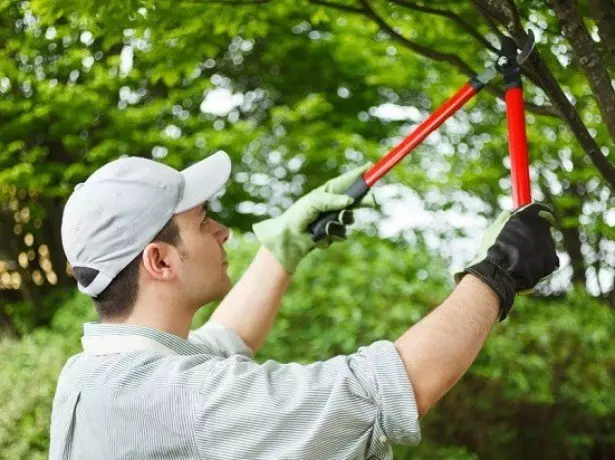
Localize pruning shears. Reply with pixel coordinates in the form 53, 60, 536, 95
310, 31, 537, 241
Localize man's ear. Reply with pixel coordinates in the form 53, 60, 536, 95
141, 242, 178, 281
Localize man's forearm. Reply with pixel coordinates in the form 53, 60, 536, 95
394, 274, 500, 417
210, 247, 291, 354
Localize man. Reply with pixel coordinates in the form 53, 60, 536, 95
50, 151, 558, 459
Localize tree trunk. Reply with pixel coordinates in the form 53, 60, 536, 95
587, 0, 615, 70
561, 182, 587, 285
539, 177, 587, 285
517, 46, 615, 189
0, 304, 18, 338
551, 0, 615, 145
560, 226, 587, 285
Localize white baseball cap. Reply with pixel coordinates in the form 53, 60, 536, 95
61, 151, 231, 297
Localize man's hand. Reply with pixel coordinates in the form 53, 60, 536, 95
397, 204, 558, 416
455, 202, 560, 320
253, 164, 376, 273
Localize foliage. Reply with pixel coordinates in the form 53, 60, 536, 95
0, 0, 613, 329
0, 292, 94, 460
1, 235, 614, 458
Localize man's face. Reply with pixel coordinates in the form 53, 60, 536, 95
173, 202, 231, 307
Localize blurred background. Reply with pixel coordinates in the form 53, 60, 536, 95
0, 0, 614, 458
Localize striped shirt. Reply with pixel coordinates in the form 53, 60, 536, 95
50, 321, 421, 459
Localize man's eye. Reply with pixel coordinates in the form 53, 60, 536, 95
200, 219, 209, 229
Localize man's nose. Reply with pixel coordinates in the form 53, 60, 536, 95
212, 219, 231, 244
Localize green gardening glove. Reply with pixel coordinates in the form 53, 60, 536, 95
454, 202, 559, 321
253, 163, 376, 273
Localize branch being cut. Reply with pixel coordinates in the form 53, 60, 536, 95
307, 0, 558, 117
359, 0, 558, 117
471, 0, 504, 38
503, 0, 524, 34
471, 0, 515, 30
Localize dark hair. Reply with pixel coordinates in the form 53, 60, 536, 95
72, 218, 182, 321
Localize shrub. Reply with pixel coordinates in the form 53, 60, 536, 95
1, 235, 613, 458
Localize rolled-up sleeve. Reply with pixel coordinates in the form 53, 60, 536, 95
193, 340, 420, 460
188, 321, 254, 358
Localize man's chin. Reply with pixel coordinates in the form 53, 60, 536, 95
220, 275, 233, 296
212, 274, 233, 300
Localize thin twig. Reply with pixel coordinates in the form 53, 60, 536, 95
359, 0, 477, 75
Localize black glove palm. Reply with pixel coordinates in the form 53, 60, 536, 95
457, 202, 560, 320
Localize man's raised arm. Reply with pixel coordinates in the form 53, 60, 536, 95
395, 203, 559, 416
209, 164, 375, 354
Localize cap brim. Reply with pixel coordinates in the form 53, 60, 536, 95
175, 151, 232, 213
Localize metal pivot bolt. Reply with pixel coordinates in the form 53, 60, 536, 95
497, 56, 509, 67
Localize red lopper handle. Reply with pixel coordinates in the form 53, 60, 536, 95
505, 87, 532, 208
364, 83, 479, 187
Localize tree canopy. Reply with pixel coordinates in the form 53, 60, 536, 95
1, 0, 613, 329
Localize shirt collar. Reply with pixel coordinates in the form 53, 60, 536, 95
82, 322, 204, 356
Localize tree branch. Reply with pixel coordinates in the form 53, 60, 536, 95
472, 0, 549, 87
471, 0, 505, 38
471, 0, 516, 31
551, 0, 615, 147
503, 0, 524, 34
359, 0, 477, 75
308, 0, 558, 117
387, 0, 498, 53
361, 0, 558, 117
469, 0, 548, 88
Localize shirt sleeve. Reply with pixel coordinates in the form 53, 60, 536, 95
188, 321, 254, 358
193, 340, 421, 460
